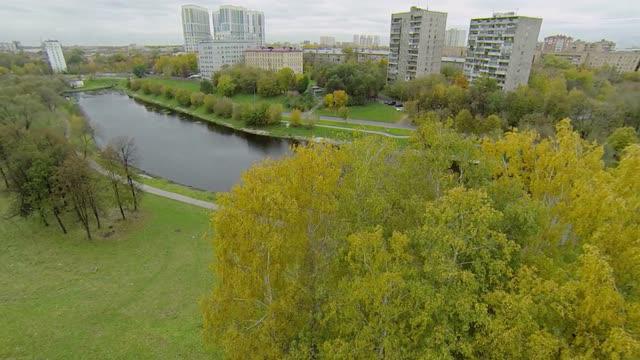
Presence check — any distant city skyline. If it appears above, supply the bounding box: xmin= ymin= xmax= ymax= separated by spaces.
xmin=1 ymin=0 xmax=638 ymax=48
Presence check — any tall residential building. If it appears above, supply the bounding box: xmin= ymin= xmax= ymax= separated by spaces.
xmin=42 ymin=40 xmax=67 ymax=73
xmin=181 ymin=5 xmax=212 ymax=53
xmin=543 ymin=34 xmax=573 ymax=52
xmin=245 ymin=47 xmax=303 ymax=74
xmin=197 ymin=40 xmax=256 ymax=78
xmin=319 ymin=36 xmax=336 ymax=47
xmin=353 ymin=34 xmax=381 ymax=48
xmin=445 ymin=28 xmax=467 ymax=47
xmin=0 ymin=41 xmax=20 ymax=53
xmin=212 ymin=5 xmax=265 ymax=45
xmin=464 ymin=12 xmax=542 ymax=91
xmin=388 ymin=6 xmax=447 ymax=82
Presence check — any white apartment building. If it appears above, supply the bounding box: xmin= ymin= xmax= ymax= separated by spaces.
xmin=245 ymin=47 xmax=303 ymax=74
xmin=42 ymin=40 xmax=67 ymax=73
xmin=464 ymin=12 xmax=542 ymax=91
xmin=212 ymin=5 xmax=265 ymax=45
xmin=197 ymin=40 xmax=256 ymax=78
xmin=0 ymin=41 xmax=19 ymax=53
xmin=319 ymin=36 xmax=336 ymax=47
xmin=181 ymin=5 xmax=212 ymax=53
xmin=388 ymin=6 xmax=447 ymax=82
xmin=445 ymin=28 xmax=467 ymax=47
xmin=353 ymin=34 xmax=381 ymax=48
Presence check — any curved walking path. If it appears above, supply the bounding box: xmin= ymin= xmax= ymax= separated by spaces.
xmin=283 ymin=111 xmax=416 ymax=130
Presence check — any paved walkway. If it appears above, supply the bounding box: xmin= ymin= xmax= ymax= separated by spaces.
xmin=282 ymin=112 xmax=416 ymax=130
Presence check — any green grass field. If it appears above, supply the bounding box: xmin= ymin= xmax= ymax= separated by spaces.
xmin=66 ymin=78 xmax=126 ymax=93
xmin=144 ymin=78 xmax=200 ymax=92
xmin=0 ymin=192 xmax=217 ymax=359
xmin=141 ymin=176 xmax=216 ymax=203
xmin=317 ymin=102 xmax=406 ymax=123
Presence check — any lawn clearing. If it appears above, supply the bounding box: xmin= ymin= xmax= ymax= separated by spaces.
xmin=317 ymin=102 xmax=405 ymax=123
xmin=0 ymin=192 xmax=216 ymax=359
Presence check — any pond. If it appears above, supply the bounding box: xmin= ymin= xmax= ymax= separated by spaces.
xmin=75 ymin=91 xmax=292 ymax=192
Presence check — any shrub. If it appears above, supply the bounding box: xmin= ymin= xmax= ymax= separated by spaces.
xmin=204 ymin=94 xmax=217 ymax=113
xmin=163 ymin=86 xmax=175 ymax=99
xmin=214 ymin=97 xmax=234 ymax=118
xmin=304 ymin=113 xmax=319 ymax=128
xmin=267 ymin=104 xmax=283 ymax=125
xmin=129 ymin=79 xmax=141 ymax=90
xmin=235 ymin=103 xmax=270 ymax=126
xmin=232 ymin=103 xmax=247 ymax=122
xmin=285 ymin=93 xmax=317 ymax=111
xmin=141 ymin=81 xmax=152 ymax=95
xmin=257 ymin=74 xmax=282 ymax=97
xmin=190 ymin=91 xmax=205 ymax=107
xmin=200 ymin=79 xmax=214 ymax=94
xmin=176 ymin=89 xmax=192 ymax=107
xmin=337 ymin=106 xmax=349 ymax=120
xmin=151 ymin=82 xmax=163 ymax=96
xmin=290 ymin=109 xmax=303 ymax=127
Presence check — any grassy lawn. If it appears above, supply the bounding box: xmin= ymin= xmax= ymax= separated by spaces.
xmin=317 ymin=102 xmax=405 ymax=123
xmin=0 ymin=191 xmax=217 ymax=359
xmin=144 ymin=78 xmax=200 ymax=92
xmin=141 ymin=176 xmax=216 ymax=203
xmin=231 ymin=93 xmax=287 ymax=107
xmin=316 ymin=119 xmax=414 ymax=137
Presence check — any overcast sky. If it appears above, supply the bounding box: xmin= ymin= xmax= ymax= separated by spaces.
xmin=1 ymin=0 xmax=639 ymax=48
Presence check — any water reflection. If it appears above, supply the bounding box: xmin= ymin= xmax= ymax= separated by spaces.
xmin=76 ymin=91 xmax=292 ymax=192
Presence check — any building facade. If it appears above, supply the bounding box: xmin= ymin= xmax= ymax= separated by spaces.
xmin=0 ymin=41 xmax=20 ymax=53
xmin=388 ymin=6 xmax=447 ymax=82
xmin=353 ymin=34 xmax=381 ymax=48
xmin=181 ymin=5 xmax=212 ymax=53
xmin=42 ymin=40 xmax=67 ymax=73
xmin=445 ymin=28 xmax=467 ymax=47
xmin=197 ymin=40 xmax=256 ymax=78
xmin=212 ymin=5 xmax=265 ymax=45
xmin=543 ymin=34 xmax=573 ymax=53
xmin=245 ymin=47 xmax=303 ymax=74
xmin=585 ymin=51 xmax=640 ymax=73
xmin=319 ymin=36 xmax=336 ymax=47
xmin=464 ymin=12 xmax=542 ymax=91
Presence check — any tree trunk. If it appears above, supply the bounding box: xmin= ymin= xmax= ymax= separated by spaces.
xmin=40 ymin=209 xmax=49 ymax=226
xmin=113 ymin=182 xmax=126 ymax=220
xmin=53 ymin=206 xmax=67 ymax=234
xmin=0 ymin=166 xmax=8 ymax=188
xmin=89 ymin=195 xmax=101 ymax=229
xmin=127 ymin=176 xmax=138 ymax=211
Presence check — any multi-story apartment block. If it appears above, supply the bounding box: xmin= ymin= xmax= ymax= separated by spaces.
xmin=319 ymin=36 xmax=336 ymax=47
xmin=388 ymin=6 xmax=447 ymax=82
xmin=445 ymin=28 xmax=467 ymax=47
xmin=543 ymin=34 xmax=573 ymax=52
xmin=197 ymin=40 xmax=256 ymax=78
xmin=42 ymin=40 xmax=67 ymax=73
xmin=181 ymin=5 xmax=212 ymax=53
xmin=586 ymin=51 xmax=640 ymax=73
xmin=353 ymin=34 xmax=381 ymax=48
xmin=464 ymin=12 xmax=542 ymax=91
xmin=0 ymin=41 xmax=20 ymax=53
xmin=212 ymin=5 xmax=265 ymax=45
xmin=245 ymin=47 xmax=303 ymax=74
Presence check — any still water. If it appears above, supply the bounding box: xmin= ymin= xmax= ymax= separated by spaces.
xmin=76 ymin=91 xmax=292 ymax=192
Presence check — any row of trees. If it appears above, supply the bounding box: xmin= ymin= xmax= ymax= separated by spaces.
xmin=385 ymin=56 xmax=640 ymax=141
xmin=212 ymin=64 xmax=310 ymax=97
xmin=203 ymin=119 xmax=640 ymax=359
xmin=128 ymin=79 xmax=288 ymax=128
xmin=152 ymin=53 xmax=198 ymax=77
xmin=311 ymin=60 xmax=387 ymax=105
xmin=0 ymin=76 xmax=142 ymax=239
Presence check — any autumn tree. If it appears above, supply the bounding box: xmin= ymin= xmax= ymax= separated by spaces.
xmin=109 ymin=136 xmax=141 ymax=211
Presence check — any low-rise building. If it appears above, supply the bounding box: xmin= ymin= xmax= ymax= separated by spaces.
xmin=42 ymin=40 xmax=67 ymax=73
xmin=197 ymin=40 xmax=256 ymax=78
xmin=245 ymin=47 xmax=303 ymax=74
xmin=442 ymin=46 xmax=466 ymax=58
xmin=442 ymin=56 xmax=465 ymax=70
xmin=303 ymin=48 xmax=389 ymax=65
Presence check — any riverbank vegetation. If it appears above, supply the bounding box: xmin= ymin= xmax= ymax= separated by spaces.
xmin=204 ymin=119 xmax=640 ymax=359
xmin=0 ymin=76 xmax=146 ymax=239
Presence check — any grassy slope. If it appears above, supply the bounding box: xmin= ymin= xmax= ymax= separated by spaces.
xmin=66 ymin=78 xmax=126 ymax=93
xmin=0 ymin=192 xmax=217 ymax=359
xmin=317 ymin=102 xmax=405 ymax=123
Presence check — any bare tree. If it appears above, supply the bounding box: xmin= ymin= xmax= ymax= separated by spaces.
xmin=110 ymin=136 xmax=141 ymax=211
xmin=100 ymin=146 xmax=127 ymax=220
